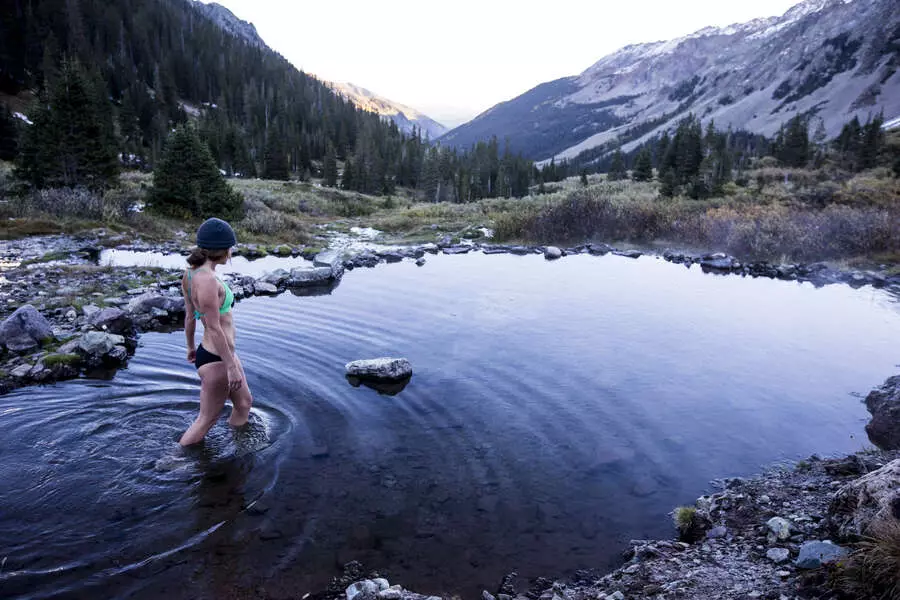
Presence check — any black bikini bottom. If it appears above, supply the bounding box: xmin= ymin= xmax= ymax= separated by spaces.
xmin=195 ymin=344 xmax=222 ymax=370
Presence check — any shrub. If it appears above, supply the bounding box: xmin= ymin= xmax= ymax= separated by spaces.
xmin=836 ymin=521 xmax=900 ymax=600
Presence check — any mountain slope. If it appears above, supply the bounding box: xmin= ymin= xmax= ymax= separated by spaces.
xmin=0 ymin=0 xmax=394 ymax=176
xmin=441 ymin=0 xmax=900 ymax=163
xmin=195 ymin=2 xmax=265 ymax=47
xmin=329 ymin=82 xmax=447 ymax=139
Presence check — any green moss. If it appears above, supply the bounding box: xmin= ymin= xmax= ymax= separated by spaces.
xmin=673 ymin=506 xmax=698 ymax=536
xmin=42 ymin=353 xmax=82 ymax=367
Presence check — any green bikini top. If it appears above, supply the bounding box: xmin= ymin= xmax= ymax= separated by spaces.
xmin=186 ymin=267 xmax=234 ymax=319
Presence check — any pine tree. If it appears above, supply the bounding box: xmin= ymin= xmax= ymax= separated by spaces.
xmin=632 ymin=147 xmax=653 ymax=181
xmin=607 ymin=148 xmax=626 ymax=181
xmin=660 ymin=170 xmax=677 ymax=198
xmin=0 ymin=105 xmax=19 ymax=161
xmin=16 ymin=57 xmax=119 ymax=190
xmin=580 ymin=169 xmax=589 ymax=186
xmin=262 ymin=134 xmax=290 ymax=180
xmin=341 ymin=157 xmax=355 ymax=190
xmin=148 ymin=125 xmax=243 ymax=221
xmin=323 ymin=145 xmax=338 ymax=187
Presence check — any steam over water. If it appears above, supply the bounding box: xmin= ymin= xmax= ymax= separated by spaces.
xmin=2 ymin=253 xmax=899 ymax=599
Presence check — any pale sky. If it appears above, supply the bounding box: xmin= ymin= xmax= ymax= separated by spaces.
xmin=201 ymin=0 xmax=803 ymax=127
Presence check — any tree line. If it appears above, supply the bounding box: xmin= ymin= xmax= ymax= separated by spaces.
xmin=538 ymin=112 xmax=897 ymax=198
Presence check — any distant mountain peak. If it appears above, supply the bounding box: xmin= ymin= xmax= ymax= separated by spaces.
xmin=195 ymin=2 xmax=265 ymax=47
xmin=442 ymin=0 xmax=898 ymax=163
xmin=328 ymin=82 xmax=448 ymax=139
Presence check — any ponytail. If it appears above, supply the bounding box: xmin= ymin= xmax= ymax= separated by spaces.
xmin=187 ymin=247 xmax=228 ymax=267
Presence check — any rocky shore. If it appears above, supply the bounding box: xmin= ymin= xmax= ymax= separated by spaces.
xmin=317 ymin=450 xmax=900 ymax=600
xmin=1 ymin=233 xmax=899 ymax=599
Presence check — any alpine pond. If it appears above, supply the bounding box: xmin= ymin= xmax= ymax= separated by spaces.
xmin=2 ymin=252 xmax=899 ymax=599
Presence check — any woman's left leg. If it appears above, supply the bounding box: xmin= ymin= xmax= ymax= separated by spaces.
xmin=228 ymin=355 xmax=253 ymax=427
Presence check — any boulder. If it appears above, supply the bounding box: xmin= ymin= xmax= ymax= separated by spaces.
xmin=828 ymin=458 xmax=900 ymax=540
xmin=314 ymin=250 xmax=345 ymax=279
xmin=0 ymin=305 xmax=54 ymax=353
xmin=380 ymin=251 xmax=406 ymax=263
xmin=795 ymin=540 xmax=849 ymax=569
xmin=442 ymin=246 xmax=471 ymax=255
xmin=543 ymin=246 xmax=563 ymax=260
xmin=864 ymin=375 xmax=900 ymax=450
xmin=127 ymin=293 xmax=185 ymax=317
xmin=346 ymin=580 xmax=380 ymax=600
xmin=87 ymin=307 xmax=133 ymax=334
xmin=259 ymin=269 xmax=291 ymax=287
xmin=588 ymin=243 xmax=613 ymax=256
xmin=415 ymin=257 xmax=426 ymax=267
xmin=288 ymin=267 xmax=333 ymax=287
xmin=77 ymin=331 xmax=126 ymax=356
xmin=345 ymin=358 xmax=412 ymax=381
xmin=614 ymin=249 xmax=643 ymax=259
xmin=700 ymin=253 xmax=739 ymax=272
xmin=254 ymin=281 xmax=279 ymax=295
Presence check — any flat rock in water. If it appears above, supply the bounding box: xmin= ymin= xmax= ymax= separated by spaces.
xmin=544 ymin=246 xmax=562 ymax=260
xmin=254 ymin=281 xmax=278 ymax=295
xmin=288 ymin=266 xmax=333 ymax=287
xmin=442 ymin=246 xmax=471 ymax=255
xmin=345 ymin=358 xmax=412 ymax=381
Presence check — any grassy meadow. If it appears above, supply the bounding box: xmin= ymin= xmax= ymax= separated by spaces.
xmin=1 ymin=159 xmax=898 ymax=269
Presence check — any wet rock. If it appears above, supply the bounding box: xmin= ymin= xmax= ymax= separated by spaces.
xmin=260 ymin=269 xmax=291 ymax=287
xmin=509 ymin=246 xmax=533 ymax=255
xmin=346 ymin=580 xmax=380 ymax=600
xmin=828 ymin=458 xmax=900 ymax=539
xmin=415 ymin=257 xmax=426 ymax=267
xmin=766 ymin=548 xmax=790 ymax=564
xmin=87 ymin=307 xmax=133 ymax=335
xmin=380 ymin=251 xmax=406 ymax=263
xmin=0 ymin=305 xmax=54 ymax=353
xmin=544 ymin=246 xmax=562 ymax=260
xmin=288 ymin=266 xmax=333 ymax=287
xmin=614 ymin=249 xmax=642 ymax=259
xmin=864 ymin=375 xmax=900 ymax=450
xmin=700 ymin=253 xmax=739 ymax=272
xmin=442 ymin=246 xmax=471 ymax=255
xmin=254 ymin=281 xmax=278 ymax=295
xmin=314 ymin=250 xmax=345 ymax=278
xmin=588 ymin=243 xmax=613 ymax=256
xmin=127 ymin=293 xmax=184 ymax=318
xmin=346 ymin=358 xmax=413 ymax=381
xmin=77 ymin=331 xmax=126 ymax=356
xmin=795 ymin=540 xmax=848 ymax=569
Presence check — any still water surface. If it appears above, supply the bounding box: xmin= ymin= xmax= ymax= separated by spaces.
xmin=2 ymin=252 xmax=899 ymax=599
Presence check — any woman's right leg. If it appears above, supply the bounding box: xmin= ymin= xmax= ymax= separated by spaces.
xmin=179 ymin=363 xmax=228 ymax=446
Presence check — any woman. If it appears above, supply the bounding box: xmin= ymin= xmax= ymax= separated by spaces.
xmin=180 ymin=217 xmax=253 ymax=446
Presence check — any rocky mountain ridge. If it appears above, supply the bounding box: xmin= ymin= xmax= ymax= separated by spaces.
xmin=195 ymin=2 xmax=266 ymax=47
xmin=328 ymin=82 xmax=448 ymax=139
xmin=441 ymin=0 xmax=900 ymax=163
